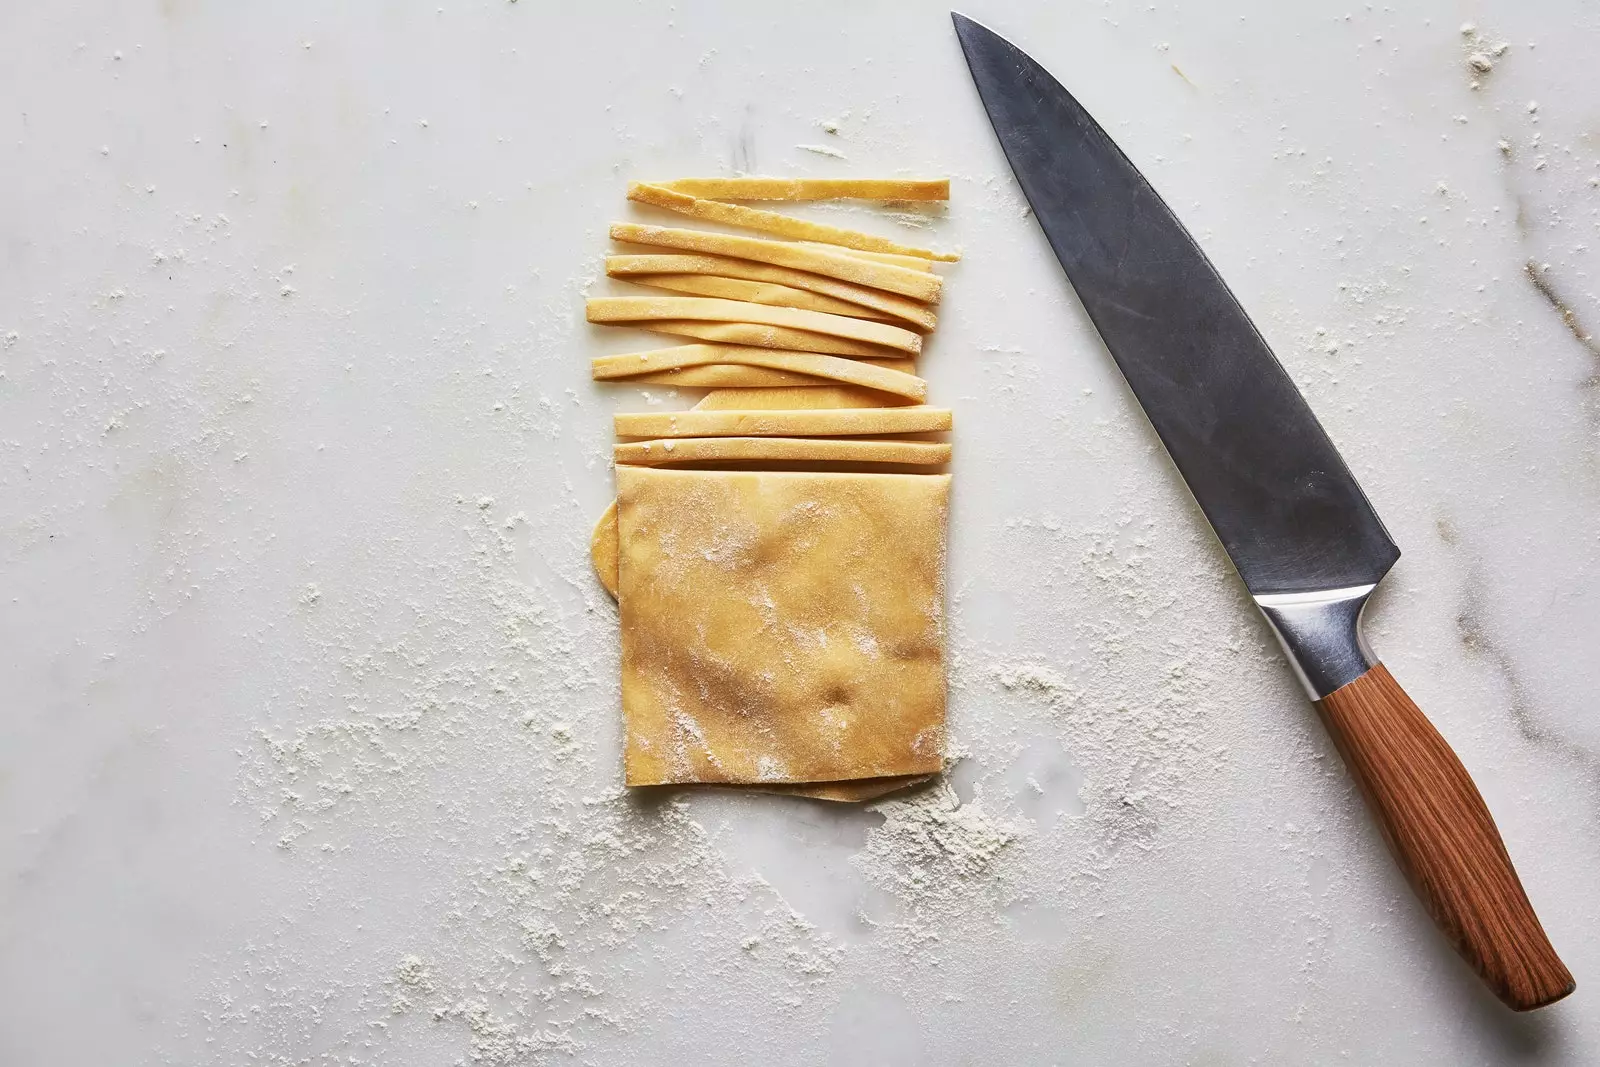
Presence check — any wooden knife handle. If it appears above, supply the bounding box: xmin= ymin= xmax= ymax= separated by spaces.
xmin=1315 ymin=664 xmax=1574 ymax=1010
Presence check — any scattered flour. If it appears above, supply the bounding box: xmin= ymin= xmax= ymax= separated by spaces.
xmin=856 ymin=781 xmax=1022 ymax=896
xmin=992 ymin=660 xmax=1078 ymax=706
xmin=1458 ymin=23 xmax=1510 ymax=89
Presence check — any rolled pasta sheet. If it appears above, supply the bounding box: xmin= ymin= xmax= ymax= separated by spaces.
xmin=590 ymin=500 xmax=621 ymax=599
xmin=588 ymin=380 xmax=928 ymax=599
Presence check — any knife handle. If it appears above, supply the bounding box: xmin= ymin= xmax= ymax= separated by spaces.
xmin=1316 ymin=663 xmax=1574 ymax=1011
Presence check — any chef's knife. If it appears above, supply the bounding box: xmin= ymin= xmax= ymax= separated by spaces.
xmin=953 ymin=13 xmax=1572 ymax=1011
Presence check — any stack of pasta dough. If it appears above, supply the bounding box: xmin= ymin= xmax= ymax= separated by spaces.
xmin=587 ymin=177 xmax=956 ymax=802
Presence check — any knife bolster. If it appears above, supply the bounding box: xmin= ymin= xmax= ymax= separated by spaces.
xmin=1254 ymin=583 xmax=1379 ymax=699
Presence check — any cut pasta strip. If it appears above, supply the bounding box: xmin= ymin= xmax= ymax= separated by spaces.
xmin=606 ymin=254 xmax=937 ymax=330
xmin=614 ymin=436 xmax=952 ymax=467
xmin=634 ymin=320 xmax=901 ymax=359
xmin=615 ymin=406 xmax=951 ymax=438
xmin=693 ymin=384 xmax=916 ymax=409
xmin=592 ymin=345 xmax=926 ymax=399
xmin=586 ymin=296 xmax=921 ymax=355
xmin=610 ymin=223 xmax=942 ymax=303
xmin=625 ymin=365 xmax=916 ymax=389
xmin=657 ymin=178 xmax=949 ymax=202
xmin=800 ymin=243 xmax=935 ymax=271
xmin=621 ymin=273 xmax=892 ymax=321
xmin=629 ymin=182 xmax=960 ymax=263
xmin=625 ymin=366 xmax=840 ymax=388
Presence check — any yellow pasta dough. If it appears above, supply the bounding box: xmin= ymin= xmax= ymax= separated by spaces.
xmin=614 ymin=406 xmax=951 ymax=438
xmin=616 ymin=467 xmax=949 ymax=786
xmin=589 ymin=176 xmax=958 ymax=800
xmin=613 ymin=436 xmax=951 ymax=467
xmin=800 ymin=243 xmax=937 ymax=271
xmin=620 ymin=273 xmax=890 ymax=320
xmin=605 ymin=255 xmax=937 ymax=331
xmin=591 ymin=391 xmax=924 ymax=600
xmin=629 ymin=320 xmax=904 ymax=359
xmin=591 ymin=345 xmax=926 ymax=399
xmin=621 ymin=365 xmax=901 ymax=389
xmin=590 ymin=500 xmax=621 ymax=599
xmin=657 ymin=178 xmax=949 ymax=201
xmin=628 ymin=182 xmax=960 ymax=263
xmin=692 ymin=384 xmax=917 ymax=410
xmin=586 ymin=296 xmax=922 ymax=354
xmin=610 ymin=223 xmax=942 ymax=303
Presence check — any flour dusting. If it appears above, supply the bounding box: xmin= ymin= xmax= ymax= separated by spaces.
xmin=856 ymin=781 xmax=1021 ymax=892
xmin=1458 ymin=22 xmax=1511 ymax=89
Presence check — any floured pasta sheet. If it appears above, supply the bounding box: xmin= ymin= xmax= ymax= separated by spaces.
xmin=585 ymin=175 xmax=957 ymax=801
xmin=616 ymin=467 xmax=950 ymax=786
xmin=590 ymin=500 xmax=621 ymax=599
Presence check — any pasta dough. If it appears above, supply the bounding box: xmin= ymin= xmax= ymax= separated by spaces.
xmin=614 ymin=437 xmax=951 ymax=467
xmin=629 ymin=182 xmax=960 ymax=263
xmin=609 ymin=224 xmax=943 ymax=303
xmin=800 ymin=243 xmax=937 ymax=271
xmin=658 ymin=178 xmax=949 ymax=201
xmin=621 ymin=365 xmax=909 ymax=388
xmin=617 ymin=467 xmax=949 ymax=786
xmin=614 ymin=406 xmax=952 ymax=438
xmin=590 ymin=395 xmax=929 ymax=600
xmin=591 ymin=345 xmax=927 ymax=399
xmin=586 ymin=295 xmax=922 ymax=354
xmin=613 ymin=436 xmax=950 ymax=468
xmin=633 ymin=320 xmax=904 ymax=360
xmin=692 ymin=384 xmax=917 ymax=409
xmin=589 ymin=174 xmax=957 ymax=801
xmin=606 ymin=255 xmax=938 ymax=331
xmin=619 ymin=273 xmax=891 ymax=320
xmin=591 ymin=500 xmax=621 ymax=599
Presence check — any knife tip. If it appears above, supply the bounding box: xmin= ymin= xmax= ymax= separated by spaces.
xmin=950 ymin=11 xmax=993 ymax=48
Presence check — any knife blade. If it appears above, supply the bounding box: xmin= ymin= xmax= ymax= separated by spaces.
xmin=953 ymin=12 xmax=1572 ymax=1011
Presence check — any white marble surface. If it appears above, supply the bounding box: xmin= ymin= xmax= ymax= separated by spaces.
xmin=3 ymin=2 xmax=1598 ymax=1064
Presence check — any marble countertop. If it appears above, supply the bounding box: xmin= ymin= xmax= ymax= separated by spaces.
xmin=3 ymin=1 xmax=1597 ymax=1063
